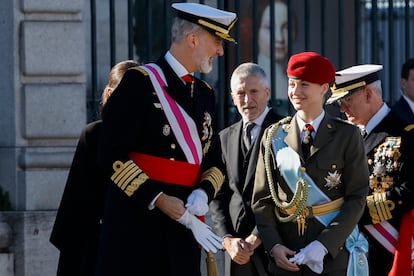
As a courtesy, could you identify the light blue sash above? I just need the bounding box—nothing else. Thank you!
[346,226,369,276]
[271,126,338,226]
[272,124,368,276]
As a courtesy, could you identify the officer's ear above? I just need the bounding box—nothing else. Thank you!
[186,32,199,48]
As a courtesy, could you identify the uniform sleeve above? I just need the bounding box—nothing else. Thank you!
[317,125,369,257]
[251,128,284,252]
[100,69,163,208]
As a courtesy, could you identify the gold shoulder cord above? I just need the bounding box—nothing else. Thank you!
[263,121,310,226]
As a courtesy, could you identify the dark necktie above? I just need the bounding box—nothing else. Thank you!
[243,122,256,149]
[302,124,314,160]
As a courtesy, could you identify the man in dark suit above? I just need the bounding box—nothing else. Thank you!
[327,64,414,276]
[209,62,283,276]
[252,52,369,276]
[392,58,414,124]
[95,3,238,276]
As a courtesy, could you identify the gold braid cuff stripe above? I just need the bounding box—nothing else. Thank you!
[366,192,395,224]
[111,160,149,197]
[200,167,224,196]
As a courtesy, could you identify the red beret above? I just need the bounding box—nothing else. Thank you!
[286,52,336,84]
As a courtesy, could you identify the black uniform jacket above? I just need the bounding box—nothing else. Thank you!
[359,109,414,276]
[95,56,220,276]
[392,96,414,124]
[50,120,106,276]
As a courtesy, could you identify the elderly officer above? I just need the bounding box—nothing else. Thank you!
[327,64,414,276]
[252,52,369,276]
[95,3,237,276]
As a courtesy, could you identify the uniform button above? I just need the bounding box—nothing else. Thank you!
[171,143,176,150]
[339,246,343,250]
[170,158,175,161]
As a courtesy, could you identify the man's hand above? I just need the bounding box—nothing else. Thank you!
[222,236,254,265]
[245,234,262,251]
[271,244,300,272]
[185,188,209,216]
[155,193,185,220]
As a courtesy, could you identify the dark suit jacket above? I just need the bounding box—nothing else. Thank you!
[50,120,106,276]
[210,110,282,276]
[252,113,369,275]
[392,96,414,124]
[96,55,218,276]
[359,109,414,276]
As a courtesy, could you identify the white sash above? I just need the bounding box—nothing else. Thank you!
[140,64,202,165]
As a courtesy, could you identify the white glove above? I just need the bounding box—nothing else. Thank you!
[177,210,223,253]
[185,189,209,216]
[289,240,328,274]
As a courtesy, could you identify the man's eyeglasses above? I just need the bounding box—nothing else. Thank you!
[337,87,365,107]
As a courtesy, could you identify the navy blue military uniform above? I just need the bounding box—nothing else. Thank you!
[359,109,414,276]
[95,56,220,276]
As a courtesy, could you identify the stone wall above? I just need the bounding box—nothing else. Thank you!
[0,0,85,275]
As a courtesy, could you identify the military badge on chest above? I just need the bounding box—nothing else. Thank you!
[201,112,213,155]
[324,164,342,190]
[369,137,401,192]
[366,136,401,224]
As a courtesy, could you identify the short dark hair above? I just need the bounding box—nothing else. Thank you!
[401,58,414,79]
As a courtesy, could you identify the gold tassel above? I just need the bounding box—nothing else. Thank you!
[206,251,219,276]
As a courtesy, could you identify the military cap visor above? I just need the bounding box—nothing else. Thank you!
[172,3,237,43]
[327,64,383,104]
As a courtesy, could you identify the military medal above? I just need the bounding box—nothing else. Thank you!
[324,164,341,190]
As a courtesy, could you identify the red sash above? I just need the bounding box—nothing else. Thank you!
[129,152,200,187]
[389,209,414,276]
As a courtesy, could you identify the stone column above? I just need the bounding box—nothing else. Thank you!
[0,0,86,275]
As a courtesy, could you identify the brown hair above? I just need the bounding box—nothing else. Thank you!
[101,60,139,106]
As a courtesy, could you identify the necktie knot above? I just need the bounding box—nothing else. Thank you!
[182,74,194,83]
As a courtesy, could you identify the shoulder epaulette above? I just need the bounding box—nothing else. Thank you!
[404,124,414,132]
[131,66,148,76]
[201,80,213,90]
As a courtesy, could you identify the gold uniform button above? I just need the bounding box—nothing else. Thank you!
[170,158,175,161]
[171,143,176,150]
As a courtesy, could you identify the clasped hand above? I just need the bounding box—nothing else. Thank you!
[223,237,254,265]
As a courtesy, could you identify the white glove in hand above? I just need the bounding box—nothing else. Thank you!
[185,189,208,216]
[288,240,328,274]
[177,210,223,253]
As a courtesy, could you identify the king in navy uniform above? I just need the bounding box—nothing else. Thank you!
[95,3,237,276]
